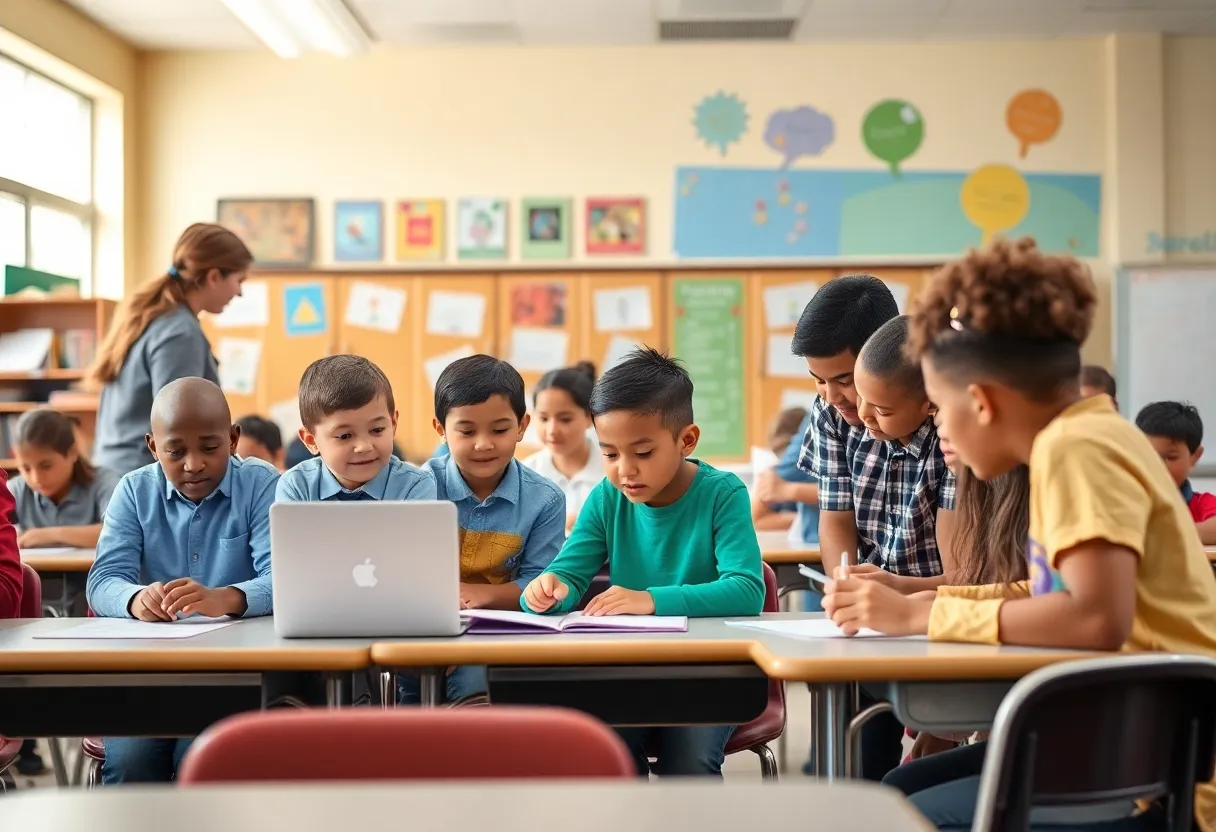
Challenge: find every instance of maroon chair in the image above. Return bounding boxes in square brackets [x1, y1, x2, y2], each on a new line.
[178, 706, 636, 784]
[0, 564, 42, 787]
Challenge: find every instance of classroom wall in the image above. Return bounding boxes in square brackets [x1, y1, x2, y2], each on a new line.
[0, 0, 141, 294]
[1163, 36, 1216, 261]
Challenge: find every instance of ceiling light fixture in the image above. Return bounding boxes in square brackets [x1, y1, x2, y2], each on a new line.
[219, 0, 371, 59]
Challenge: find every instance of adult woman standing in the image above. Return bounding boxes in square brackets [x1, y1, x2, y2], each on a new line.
[86, 223, 251, 475]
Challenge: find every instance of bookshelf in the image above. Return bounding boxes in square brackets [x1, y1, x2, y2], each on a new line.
[0, 297, 114, 471]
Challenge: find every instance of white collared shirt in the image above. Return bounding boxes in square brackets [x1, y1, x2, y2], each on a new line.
[521, 435, 605, 521]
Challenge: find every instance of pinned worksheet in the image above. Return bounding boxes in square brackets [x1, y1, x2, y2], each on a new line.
[426, 290, 486, 337]
[214, 280, 269, 327]
[762, 281, 818, 329]
[766, 334, 809, 378]
[424, 344, 476, 390]
[509, 328, 568, 372]
[593, 287, 652, 332]
[216, 337, 262, 396]
[343, 281, 406, 333]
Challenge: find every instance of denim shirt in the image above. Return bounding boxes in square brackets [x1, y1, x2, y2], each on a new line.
[774, 411, 820, 545]
[424, 455, 565, 587]
[275, 454, 436, 502]
[86, 456, 278, 618]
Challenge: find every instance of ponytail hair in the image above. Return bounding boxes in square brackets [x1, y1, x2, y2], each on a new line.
[534, 361, 597, 414]
[84, 223, 252, 388]
[13, 408, 96, 487]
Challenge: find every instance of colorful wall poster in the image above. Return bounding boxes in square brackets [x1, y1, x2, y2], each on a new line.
[673, 166, 1101, 259]
[764, 106, 834, 169]
[457, 197, 508, 260]
[217, 197, 315, 268]
[1006, 89, 1062, 158]
[586, 197, 646, 255]
[283, 282, 328, 337]
[520, 197, 572, 260]
[333, 201, 383, 262]
[396, 199, 445, 260]
[510, 283, 567, 326]
[861, 100, 924, 177]
[692, 91, 749, 156]
[671, 277, 746, 459]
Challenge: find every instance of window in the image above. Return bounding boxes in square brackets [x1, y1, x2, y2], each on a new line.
[0, 52, 93, 288]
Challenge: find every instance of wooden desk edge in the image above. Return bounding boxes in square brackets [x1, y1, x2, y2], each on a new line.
[23, 557, 95, 573]
[0, 647, 373, 673]
[370, 639, 758, 666]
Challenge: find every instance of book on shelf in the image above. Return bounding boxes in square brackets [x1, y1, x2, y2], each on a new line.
[57, 329, 97, 369]
[0, 329, 53, 373]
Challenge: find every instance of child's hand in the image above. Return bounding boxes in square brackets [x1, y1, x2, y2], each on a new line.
[522, 574, 569, 613]
[161, 579, 244, 617]
[583, 587, 655, 617]
[130, 582, 174, 622]
[844, 563, 908, 593]
[16, 527, 54, 548]
[822, 575, 930, 637]
[459, 583, 496, 610]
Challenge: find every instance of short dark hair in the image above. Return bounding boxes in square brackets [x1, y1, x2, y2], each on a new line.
[434, 355, 526, 424]
[858, 315, 924, 395]
[589, 347, 693, 434]
[791, 273, 900, 359]
[235, 415, 283, 454]
[1080, 365, 1116, 398]
[298, 355, 395, 430]
[533, 361, 596, 413]
[1135, 401, 1204, 453]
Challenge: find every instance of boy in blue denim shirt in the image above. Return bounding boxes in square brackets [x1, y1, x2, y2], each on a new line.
[401, 355, 564, 705]
[86, 377, 277, 783]
[276, 355, 435, 502]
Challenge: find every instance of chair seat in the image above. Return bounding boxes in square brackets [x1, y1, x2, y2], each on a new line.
[82, 738, 105, 761]
[724, 684, 785, 753]
[0, 737, 22, 769]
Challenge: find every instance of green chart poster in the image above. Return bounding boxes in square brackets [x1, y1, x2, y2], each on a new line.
[672, 277, 746, 459]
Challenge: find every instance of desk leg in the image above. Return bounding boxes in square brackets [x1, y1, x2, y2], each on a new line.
[48, 738, 69, 787]
[418, 668, 443, 707]
[379, 670, 396, 709]
[814, 682, 854, 780]
[324, 673, 350, 708]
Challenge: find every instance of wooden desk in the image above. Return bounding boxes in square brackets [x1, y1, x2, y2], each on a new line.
[0, 780, 934, 832]
[20, 547, 95, 573]
[0, 617, 375, 738]
[756, 530, 820, 565]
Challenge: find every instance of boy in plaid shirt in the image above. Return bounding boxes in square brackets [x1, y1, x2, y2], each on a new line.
[790, 277, 956, 780]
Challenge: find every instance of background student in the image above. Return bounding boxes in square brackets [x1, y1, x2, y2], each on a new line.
[1135, 401, 1216, 544]
[87, 224, 252, 475]
[7, 408, 119, 550]
[1079, 364, 1117, 407]
[235, 415, 285, 471]
[522, 361, 603, 531]
[751, 405, 812, 534]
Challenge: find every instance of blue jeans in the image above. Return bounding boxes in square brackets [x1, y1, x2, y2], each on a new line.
[615, 725, 734, 777]
[396, 665, 488, 705]
[801, 589, 824, 612]
[101, 738, 194, 784]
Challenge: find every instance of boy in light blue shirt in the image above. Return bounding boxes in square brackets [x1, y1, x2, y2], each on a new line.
[86, 377, 277, 784]
[402, 355, 564, 705]
[276, 355, 435, 503]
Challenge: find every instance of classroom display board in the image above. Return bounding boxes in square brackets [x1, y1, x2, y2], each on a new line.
[670, 276, 748, 460]
[1117, 265, 1216, 475]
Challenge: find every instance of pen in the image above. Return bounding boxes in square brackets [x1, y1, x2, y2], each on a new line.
[798, 564, 833, 586]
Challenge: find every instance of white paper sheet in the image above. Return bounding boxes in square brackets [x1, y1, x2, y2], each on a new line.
[426, 291, 486, 337]
[762, 281, 818, 329]
[779, 388, 820, 413]
[213, 281, 269, 328]
[726, 618, 927, 640]
[603, 334, 638, 371]
[33, 617, 239, 640]
[766, 334, 809, 378]
[884, 280, 911, 313]
[593, 287, 652, 332]
[424, 345, 476, 390]
[216, 337, 262, 396]
[19, 547, 76, 556]
[268, 397, 303, 442]
[343, 281, 406, 333]
[509, 328, 568, 373]
[0, 328, 53, 372]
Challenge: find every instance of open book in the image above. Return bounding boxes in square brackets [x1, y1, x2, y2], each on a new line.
[463, 609, 688, 635]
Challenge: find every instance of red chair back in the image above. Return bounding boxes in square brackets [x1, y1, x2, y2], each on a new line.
[19, 563, 41, 619]
[760, 561, 779, 614]
[178, 706, 636, 785]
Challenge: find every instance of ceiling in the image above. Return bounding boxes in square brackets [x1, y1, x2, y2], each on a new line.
[60, 0, 1216, 50]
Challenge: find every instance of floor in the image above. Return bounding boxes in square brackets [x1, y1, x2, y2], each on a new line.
[3, 683, 818, 791]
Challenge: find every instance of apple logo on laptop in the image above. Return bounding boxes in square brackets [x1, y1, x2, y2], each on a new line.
[352, 558, 378, 588]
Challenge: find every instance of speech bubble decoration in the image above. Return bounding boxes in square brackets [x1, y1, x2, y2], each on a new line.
[693, 91, 749, 156]
[960, 164, 1031, 245]
[862, 99, 924, 176]
[764, 106, 834, 170]
[1006, 89, 1061, 158]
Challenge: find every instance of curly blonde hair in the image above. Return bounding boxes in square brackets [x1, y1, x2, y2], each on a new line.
[906, 237, 1098, 400]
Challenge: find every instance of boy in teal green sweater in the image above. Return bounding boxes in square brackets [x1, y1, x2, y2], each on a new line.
[522, 347, 764, 776]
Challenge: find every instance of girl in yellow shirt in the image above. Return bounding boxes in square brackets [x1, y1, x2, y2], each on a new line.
[824, 237, 1216, 832]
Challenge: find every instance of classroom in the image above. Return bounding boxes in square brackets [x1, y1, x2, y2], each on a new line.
[2, 0, 1216, 829]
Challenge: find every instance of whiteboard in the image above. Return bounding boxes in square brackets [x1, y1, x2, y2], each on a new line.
[1116, 265, 1216, 475]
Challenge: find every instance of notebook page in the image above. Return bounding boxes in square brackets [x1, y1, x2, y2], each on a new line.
[560, 612, 689, 631]
[726, 618, 927, 640]
[461, 609, 563, 631]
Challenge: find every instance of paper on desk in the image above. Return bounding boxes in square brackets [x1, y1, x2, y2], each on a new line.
[33, 617, 238, 640]
[726, 618, 927, 640]
[19, 547, 76, 556]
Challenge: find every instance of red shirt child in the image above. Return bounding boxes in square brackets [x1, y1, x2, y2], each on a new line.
[0, 469, 22, 618]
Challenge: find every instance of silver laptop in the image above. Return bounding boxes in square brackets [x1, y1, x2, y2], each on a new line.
[271, 500, 463, 638]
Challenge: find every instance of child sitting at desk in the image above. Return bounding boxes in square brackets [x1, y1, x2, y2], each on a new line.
[276, 355, 435, 502]
[86, 377, 278, 784]
[8, 408, 119, 550]
[235, 414, 285, 471]
[522, 348, 764, 777]
[751, 405, 810, 533]
[403, 355, 565, 706]
[825, 237, 1216, 831]
[1135, 401, 1216, 545]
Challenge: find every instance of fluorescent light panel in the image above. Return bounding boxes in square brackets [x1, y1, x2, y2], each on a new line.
[220, 0, 371, 58]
